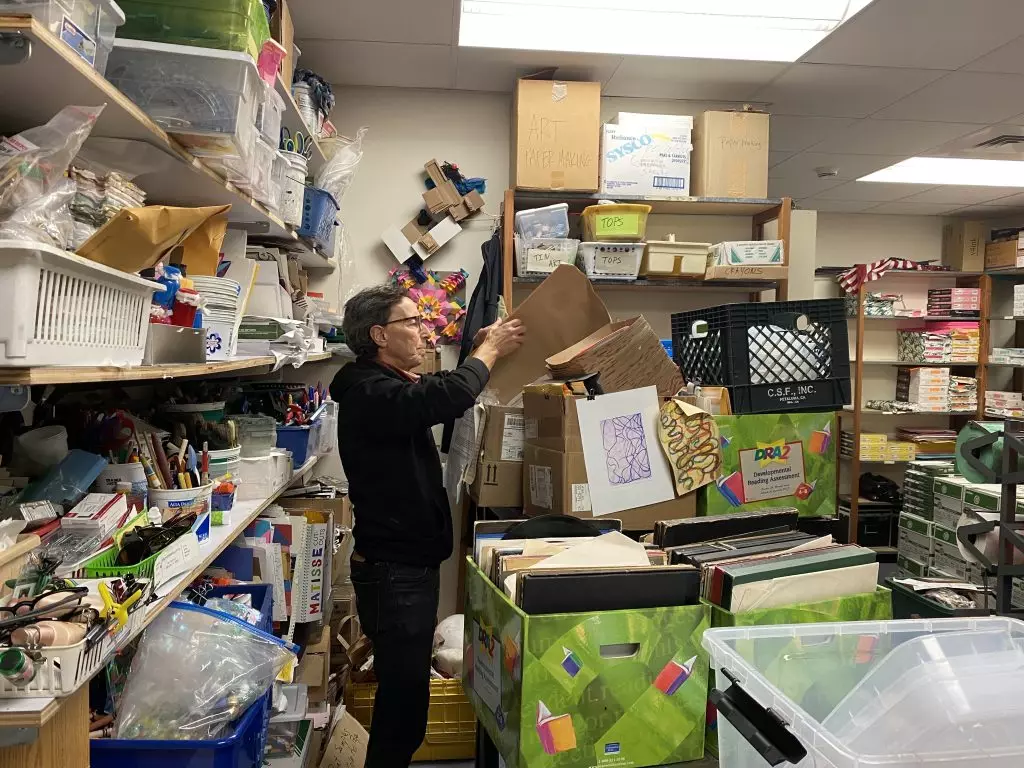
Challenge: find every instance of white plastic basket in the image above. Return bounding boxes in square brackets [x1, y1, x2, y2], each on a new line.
[578, 242, 645, 281]
[514, 236, 580, 277]
[0, 240, 160, 367]
[0, 578, 150, 698]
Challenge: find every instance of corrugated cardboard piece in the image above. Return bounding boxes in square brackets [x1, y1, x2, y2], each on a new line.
[546, 316, 684, 398]
[489, 264, 611, 405]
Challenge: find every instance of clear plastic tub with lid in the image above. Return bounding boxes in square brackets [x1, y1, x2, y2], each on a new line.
[0, 0, 125, 75]
[703, 617, 1024, 768]
[514, 203, 569, 239]
[105, 38, 262, 161]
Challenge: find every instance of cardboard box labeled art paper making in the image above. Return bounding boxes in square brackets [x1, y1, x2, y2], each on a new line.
[463, 560, 710, 768]
[700, 412, 836, 518]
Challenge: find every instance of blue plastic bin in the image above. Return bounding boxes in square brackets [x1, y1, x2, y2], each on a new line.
[297, 186, 338, 251]
[91, 584, 276, 768]
[276, 420, 320, 466]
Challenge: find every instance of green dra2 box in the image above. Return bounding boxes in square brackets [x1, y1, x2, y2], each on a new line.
[463, 560, 710, 768]
[699, 412, 837, 517]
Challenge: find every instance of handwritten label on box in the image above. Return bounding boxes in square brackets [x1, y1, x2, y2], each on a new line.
[595, 213, 640, 238]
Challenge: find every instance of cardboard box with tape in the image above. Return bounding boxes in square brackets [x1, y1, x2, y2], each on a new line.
[691, 110, 769, 199]
[468, 405, 525, 507]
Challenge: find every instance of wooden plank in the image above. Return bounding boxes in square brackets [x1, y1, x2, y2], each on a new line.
[502, 188, 515, 311]
[0, 688, 88, 768]
[513, 190, 782, 217]
[849, 285, 867, 544]
[977, 275, 992, 420]
[0, 17, 293, 238]
[0, 352, 332, 386]
[512, 276, 780, 291]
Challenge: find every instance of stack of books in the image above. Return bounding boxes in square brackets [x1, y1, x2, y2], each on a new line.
[927, 288, 980, 318]
[902, 460, 956, 522]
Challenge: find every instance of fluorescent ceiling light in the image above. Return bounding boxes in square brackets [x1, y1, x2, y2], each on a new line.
[860, 157, 1024, 187]
[459, 0, 875, 61]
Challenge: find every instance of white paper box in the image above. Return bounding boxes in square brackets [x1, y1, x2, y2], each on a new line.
[600, 124, 692, 197]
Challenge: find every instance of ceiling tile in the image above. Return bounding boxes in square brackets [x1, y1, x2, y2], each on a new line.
[602, 58, 786, 101]
[874, 72, 1024, 123]
[752, 64, 945, 118]
[949, 203, 1024, 216]
[293, 0, 456, 45]
[454, 48, 622, 92]
[815, 181, 938, 202]
[865, 201, 963, 215]
[802, 0, 1024, 70]
[770, 115, 858, 153]
[964, 34, 1024, 73]
[987, 192, 1024, 206]
[806, 119, 980, 156]
[797, 199, 878, 213]
[770, 152, 905, 182]
[768, 175, 846, 199]
[298, 40, 454, 89]
[901, 186, 1024, 205]
[769, 150, 796, 168]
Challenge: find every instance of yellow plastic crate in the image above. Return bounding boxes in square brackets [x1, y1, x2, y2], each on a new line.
[345, 679, 476, 762]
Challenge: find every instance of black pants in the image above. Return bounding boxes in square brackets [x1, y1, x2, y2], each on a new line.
[351, 556, 440, 768]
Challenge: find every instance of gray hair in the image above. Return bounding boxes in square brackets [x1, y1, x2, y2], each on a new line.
[342, 284, 409, 359]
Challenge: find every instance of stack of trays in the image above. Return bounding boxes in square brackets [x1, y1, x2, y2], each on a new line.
[192, 276, 242, 361]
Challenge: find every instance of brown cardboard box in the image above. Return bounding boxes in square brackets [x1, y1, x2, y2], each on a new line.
[513, 79, 601, 192]
[522, 444, 696, 529]
[296, 623, 331, 702]
[413, 349, 443, 374]
[523, 381, 584, 452]
[943, 220, 987, 271]
[271, 0, 295, 86]
[691, 111, 769, 198]
[469, 460, 523, 507]
[704, 264, 789, 281]
[986, 235, 1024, 270]
[546, 316, 684, 398]
[277, 497, 350, 529]
[481, 405, 525, 461]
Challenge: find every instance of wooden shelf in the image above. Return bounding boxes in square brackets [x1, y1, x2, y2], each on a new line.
[854, 316, 981, 322]
[0, 17, 294, 239]
[843, 406, 976, 416]
[275, 74, 327, 174]
[512, 275, 780, 291]
[512, 190, 783, 216]
[0, 455, 320, 729]
[851, 360, 979, 366]
[987, 268, 1024, 278]
[0, 351, 332, 386]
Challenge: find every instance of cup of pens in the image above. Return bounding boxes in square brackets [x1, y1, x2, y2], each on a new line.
[148, 483, 214, 523]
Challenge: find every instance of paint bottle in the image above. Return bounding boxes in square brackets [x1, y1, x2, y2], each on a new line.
[0, 648, 36, 685]
[11, 622, 87, 648]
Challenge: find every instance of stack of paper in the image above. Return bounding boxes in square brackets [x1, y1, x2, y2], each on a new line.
[927, 288, 980, 318]
[840, 431, 887, 459]
[897, 323, 979, 363]
[69, 167, 146, 249]
[986, 390, 1024, 417]
[896, 367, 950, 410]
[896, 428, 958, 455]
[991, 347, 1024, 366]
[948, 376, 978, 413]
[1014, 284, 1024, 317]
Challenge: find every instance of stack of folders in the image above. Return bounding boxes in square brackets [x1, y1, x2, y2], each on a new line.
[663, 522, 878, 613]
[472, 520, 700, 614]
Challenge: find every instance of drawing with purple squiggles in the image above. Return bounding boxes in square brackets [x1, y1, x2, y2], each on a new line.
[601, 413, 652, 485]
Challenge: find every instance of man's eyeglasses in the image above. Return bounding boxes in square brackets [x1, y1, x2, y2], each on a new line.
[379, 315, 424, 330]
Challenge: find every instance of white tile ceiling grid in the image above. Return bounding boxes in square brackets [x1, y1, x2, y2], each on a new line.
[292, 0, 1024, 214]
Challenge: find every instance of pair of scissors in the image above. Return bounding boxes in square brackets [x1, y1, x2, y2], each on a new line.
[281, 128, 313, 159]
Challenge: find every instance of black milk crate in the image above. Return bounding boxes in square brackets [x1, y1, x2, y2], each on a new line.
[670, 298, 851, 414]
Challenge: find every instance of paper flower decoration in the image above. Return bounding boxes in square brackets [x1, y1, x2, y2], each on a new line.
[389, 268, 468, 347]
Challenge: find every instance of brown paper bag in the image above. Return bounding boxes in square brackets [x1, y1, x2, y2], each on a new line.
[77, 204, 231, 274]
[489, 264, 611, 405]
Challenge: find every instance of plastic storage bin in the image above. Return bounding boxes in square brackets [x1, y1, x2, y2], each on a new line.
[578, 242, 644, 280]
[641, 237, 711, 277]
[91, 584, 274, 768]
[514, 203, 569, 239]
[581, 203, 651, 242]
[346, 679, 476, 762]
[298, 186, 339, 252]
[514, 236, 580, 276]
[0, 239, 159, 367]
[255, 81, 284, 146]
[211, 135, 277, 207]
[233, 415, 277, 457]
[117, 0, 270, 61]
[704, 617, 1024, 768]
[671, 298, 851, 414]
[276, 421, 320, 466]
[314, 400, 338, 457]
[0, 0, 125, 74]
[888, 578, 990, 619]
[106, 39, 262, 161]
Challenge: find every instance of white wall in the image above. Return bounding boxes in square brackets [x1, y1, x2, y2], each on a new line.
[814, 212, 944, 269]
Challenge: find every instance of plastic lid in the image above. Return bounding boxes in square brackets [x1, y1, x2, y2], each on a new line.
[107, 0, 126, 24]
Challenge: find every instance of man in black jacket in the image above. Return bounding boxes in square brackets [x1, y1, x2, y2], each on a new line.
[331, 284, 523, 768]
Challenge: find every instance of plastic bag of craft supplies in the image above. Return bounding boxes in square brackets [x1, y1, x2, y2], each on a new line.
[113, 601, 297, 740]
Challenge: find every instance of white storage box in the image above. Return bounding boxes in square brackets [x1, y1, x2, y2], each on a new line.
[514, 203, 569, 239]
[704, 617, 1024, 768]
[578, 242, 644, 281]
[208, 135, 278, 207]
[600, 119, 692, 197]
[0, 240, 159, 367]
[710, 240, 785, 266]
[514, 236, 579, 276]
[641, 236, 711, 277]
[255, 81, 285, 146]
[0, 0, 124, 74]
[106, 38, 262, 161]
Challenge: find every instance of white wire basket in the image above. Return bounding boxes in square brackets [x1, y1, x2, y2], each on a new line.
[0, 240, 161, 367]
[578, 242, 645, 281]
[514, 236, 580, 277]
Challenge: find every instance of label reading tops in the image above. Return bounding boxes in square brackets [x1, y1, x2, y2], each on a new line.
[738, 440, 806, 503]
[595, 213, 641, 238]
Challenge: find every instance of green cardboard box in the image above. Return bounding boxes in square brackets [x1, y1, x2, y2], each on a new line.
[699, 412, 836, 518]
[703, 588, 892, 756]
[463, 560, 710, 768]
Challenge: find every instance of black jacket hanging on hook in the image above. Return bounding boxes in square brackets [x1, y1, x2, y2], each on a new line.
[440, 231, 504, 453]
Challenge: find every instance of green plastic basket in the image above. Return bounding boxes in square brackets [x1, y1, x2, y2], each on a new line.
[83, 546, 161, 580]
[118, 0, 272, 61]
